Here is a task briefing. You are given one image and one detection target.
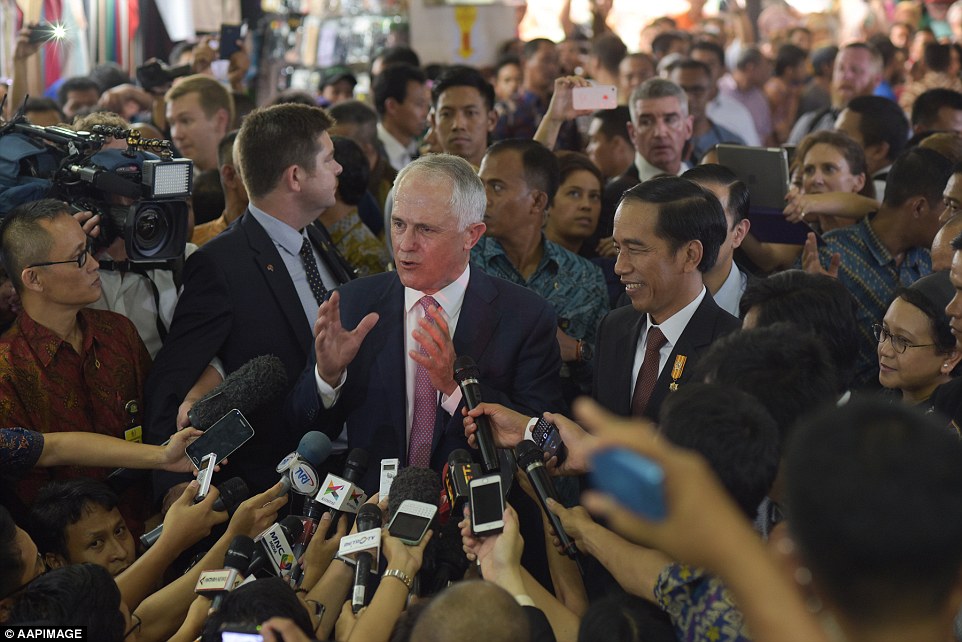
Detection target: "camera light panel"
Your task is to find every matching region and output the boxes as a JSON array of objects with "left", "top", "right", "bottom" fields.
[{"left": 142, "top": 159, "right": 193, "bottom": 199}]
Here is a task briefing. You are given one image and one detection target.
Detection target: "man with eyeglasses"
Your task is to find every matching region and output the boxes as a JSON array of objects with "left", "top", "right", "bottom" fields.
[
  {"left": 604, "top": 78, "right": 694, "bottom": 214},
  {"left": 0, "top": 199, "right": 152, "bottom": 528}
]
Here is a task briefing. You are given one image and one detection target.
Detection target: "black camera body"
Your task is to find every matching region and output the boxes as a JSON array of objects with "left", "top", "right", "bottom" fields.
[
  {"left": 136, "top": 60, "right": 192, "bottom": 93},
  {"left": 0, "top": 118, "right": 193, "bottom": 262}
]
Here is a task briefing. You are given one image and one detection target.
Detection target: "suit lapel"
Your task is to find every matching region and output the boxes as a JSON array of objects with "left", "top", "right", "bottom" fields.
[
  {"left": 451, "top": 269, "right": 499, "bottom": 362},
  {"left": 648, "top": 295, "right": 722, "bottom": 416},
  {"left": 241, "top": 212, "right": 313, "bottom": 348}
]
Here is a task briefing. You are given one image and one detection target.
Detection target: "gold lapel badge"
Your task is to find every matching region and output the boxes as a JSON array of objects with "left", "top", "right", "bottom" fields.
[{"left": 669, "top": 355, "right": 687, "bottom": 391}]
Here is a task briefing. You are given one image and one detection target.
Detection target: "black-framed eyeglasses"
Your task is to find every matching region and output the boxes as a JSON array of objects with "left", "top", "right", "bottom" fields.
[
  {"left": 26, "top": 239, "right": 93, "bottom": 270},
  {"left": 873, "top": 323, "right": 936, "bottom": 354}
]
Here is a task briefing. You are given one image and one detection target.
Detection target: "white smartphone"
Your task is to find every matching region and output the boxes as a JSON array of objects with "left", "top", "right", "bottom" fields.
[
  {"left": 573, "top": 84, "right": 618, "bottom": 110},
  {"left": 469, "top": 475, "right": 505, "bottom": 536},
  {"left": 195, "top": 452, "right": 217, "bottom": 502},
  {"left": 387, "top": 500, "right": 437, "bottom": 545}
]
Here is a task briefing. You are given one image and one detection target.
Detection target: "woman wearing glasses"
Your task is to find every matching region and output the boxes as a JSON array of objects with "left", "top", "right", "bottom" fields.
[{"left": 876, "top": 272, "right": 961, "bottom": 411}]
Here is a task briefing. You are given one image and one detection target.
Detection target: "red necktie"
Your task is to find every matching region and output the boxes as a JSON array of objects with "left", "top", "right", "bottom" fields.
[
  {"left": 408, "top": 296, "right": 439, "bottom": 467},
  {"left": 631, "top": 327, "right": 667, "bottom": 417}
]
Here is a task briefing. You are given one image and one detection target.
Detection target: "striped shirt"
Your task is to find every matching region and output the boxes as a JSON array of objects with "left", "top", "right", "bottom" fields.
[{"left": 815, "top": 216, "right": 931, "bottom": 386}]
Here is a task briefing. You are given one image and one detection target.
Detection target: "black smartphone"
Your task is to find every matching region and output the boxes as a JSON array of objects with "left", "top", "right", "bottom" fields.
[
  {"left": 28, "top": 23, "right": 53, "bottom": 44},
  {"left": 219, "top": 24, "right": 244, "bottom": 60},
  {"left": 531, "top": 418, "right": 567, "bottom": 464},
  {"left": 185, "top": 409, "right": 255, "bottom": 469}
]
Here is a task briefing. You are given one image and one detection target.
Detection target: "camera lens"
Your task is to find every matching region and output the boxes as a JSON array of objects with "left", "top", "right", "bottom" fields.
[{"left": 132, "top": 205, "right": 170, "bottom": 256}]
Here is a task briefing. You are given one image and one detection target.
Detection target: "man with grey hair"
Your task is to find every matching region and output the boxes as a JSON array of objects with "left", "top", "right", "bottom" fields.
[
  {"left": 604, "top": 78, "right": 694, "bottom": 209},
  {"left": 289, "top": 153, "right": 564, "bottom": 492}
]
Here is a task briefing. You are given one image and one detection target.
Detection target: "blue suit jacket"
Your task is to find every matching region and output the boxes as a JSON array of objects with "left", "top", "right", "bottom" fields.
[{"left": 288, "top": 267, "right": 565, "bottom": 494}]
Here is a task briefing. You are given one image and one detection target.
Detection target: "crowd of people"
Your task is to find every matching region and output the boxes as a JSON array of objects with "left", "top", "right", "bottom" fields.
[{"left": 2, "top": 1, "right": 962, "bottom": 641}]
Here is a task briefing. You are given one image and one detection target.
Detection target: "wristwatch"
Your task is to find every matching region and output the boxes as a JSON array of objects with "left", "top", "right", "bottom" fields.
[{"left": 577, "top": 340, "right": 593, "bottom": 362}]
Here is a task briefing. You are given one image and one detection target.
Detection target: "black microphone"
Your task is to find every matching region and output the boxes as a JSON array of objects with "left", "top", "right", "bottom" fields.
[
  {"left": 140, "top": 477, "right": 250, "bottom": 548},
  {"left": 427, "top": 515, "right": 470, "bottom": 595},
  {"left": 351, "top": 503, "right": 383, "bottom": 613},
  {"left": 453, "top": 355, "right": 499, "bottom": 473},
  {"left": 187, "top": 355, "right": 289, "bottom": 430},
  {"left": 515, "top": 440, "right": 579, "bottom": 559},
  {"left": 67, "top": 163, "right": 143, "bottom": 199},
  {"left": 325, "top": 448, "right": 370, "bottom": 535},
  {"left": 247, "top": 515, "right": 304, "bottom": 577},
  {"left": 211, "top": 536, "right": 256, "bottom": 611},
  {"left": 444, "top": 449, "right": 479, "bottom": 517}
]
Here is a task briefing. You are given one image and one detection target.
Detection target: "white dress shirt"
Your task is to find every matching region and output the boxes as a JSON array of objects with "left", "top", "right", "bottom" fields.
[
  {"left": 316, "top": 264, "right": 471, "bottom": 446},
  {"left": 630, "top": 287, "right": 707, "bottom": 394}
]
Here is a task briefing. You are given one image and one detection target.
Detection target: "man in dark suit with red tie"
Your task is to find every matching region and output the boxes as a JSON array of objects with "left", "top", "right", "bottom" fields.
[
  {"left": 594, "top": 176, "right": 740, "bottom": 421},
  {"left": 288, "top": 153, "right": 564, "bottom": 492}
]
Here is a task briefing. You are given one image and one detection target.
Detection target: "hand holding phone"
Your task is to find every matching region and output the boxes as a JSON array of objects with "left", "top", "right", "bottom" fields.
[
  {"left": 388, "top": 500, "right": 437, "bottom": 545},
  {"left": 572, "top": 84, "right": 617, "bottom": 110},
  {"left": 195, "top": 452, "right": 217, "bottom": 501},
  {"left": 185, "top": 409, "right": 255, "bottom": 468},
  {"left": 589, "top": 448, "right": 666, "bottom": 520},
  {"left": 219, "top": 23, "right": 244, "bottom": 60},
  {"left": 531, "top": 418, "right": 567, "bottom": 464},
  {"left": 469, "top": 475, "right": 505, "bottom": 535}
]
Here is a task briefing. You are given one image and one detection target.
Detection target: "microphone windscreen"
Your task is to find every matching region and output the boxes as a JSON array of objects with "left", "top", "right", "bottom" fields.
[
  {"left": 515, "top": 440, "right": 545, "bottom": 469},
  {"left": 342, "top": 448, "right": 369, "bottom": 483},
  {"left": 447, "top": 449, "right": 472, "bottom": 466},
  {"left": 297, "top": 431, "right": 333, "bottom": 468},
  {"left": 356, "top": 503, "right": 383, "bottom": 531},
  {"left": 214, "top": 477, "right": 250, "bottom": 513},
  {"left": 453, "top": 355, "right": 479, "bottom": 383},
  {"left": 279, "top": 515, "right": 305, "bottom": 542},
  {"left": 224, "top": 535, "right": 256, "bottom": 572},
  {"left": 189, "top": 355, "right": 289, "bottom": 430},
  {"left": 388, "top": 466, "right": 441, "bottom": 519}
]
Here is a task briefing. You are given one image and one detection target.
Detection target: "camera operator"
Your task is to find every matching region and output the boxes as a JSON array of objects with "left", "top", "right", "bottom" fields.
[
  {"left": 0, "top": 199, "right": 153, "bottom": 530},
  {"left": 71, "top": 111, "right": 198, "bottom": 358}
]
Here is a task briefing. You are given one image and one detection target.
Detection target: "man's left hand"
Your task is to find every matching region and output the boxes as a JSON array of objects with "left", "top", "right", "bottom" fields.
[{"left": 411, "top": 304, "right": 457, "bottom": 397}]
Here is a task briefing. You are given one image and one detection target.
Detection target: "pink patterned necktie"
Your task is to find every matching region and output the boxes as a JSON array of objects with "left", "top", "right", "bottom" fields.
[{"left": 408, "top": 295, "right": 439, "bottom": 467}]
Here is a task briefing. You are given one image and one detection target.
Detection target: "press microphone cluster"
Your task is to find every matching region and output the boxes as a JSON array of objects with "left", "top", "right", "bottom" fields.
[{"left": 248, "top": 515, "right": 305, "bottom": 579}]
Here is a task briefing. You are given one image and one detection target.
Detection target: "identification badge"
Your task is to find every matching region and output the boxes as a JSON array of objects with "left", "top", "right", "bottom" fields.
[{"left": 124, "top": 426, "right": 143, "bottom": 443}]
